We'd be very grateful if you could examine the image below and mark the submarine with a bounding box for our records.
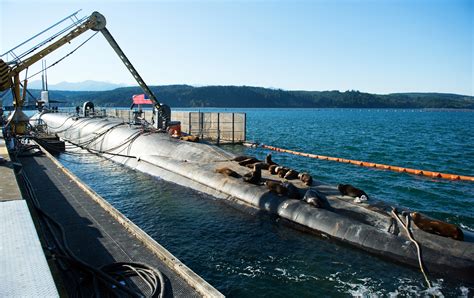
[30,110,474,284]
[7,8,470,294]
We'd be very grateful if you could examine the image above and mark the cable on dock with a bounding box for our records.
[13,142,166,297]
[257,144,474,182]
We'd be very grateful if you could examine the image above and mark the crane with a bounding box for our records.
[0,11,170,135]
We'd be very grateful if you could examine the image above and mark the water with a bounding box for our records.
[56,108,473,296]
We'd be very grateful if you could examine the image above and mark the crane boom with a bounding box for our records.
[0,11,168,134]
[100,28,158,106]
[0,12,105,92]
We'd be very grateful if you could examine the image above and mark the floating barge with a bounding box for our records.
[31,111,474,283]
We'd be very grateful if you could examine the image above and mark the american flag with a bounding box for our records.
[132,94,153,105]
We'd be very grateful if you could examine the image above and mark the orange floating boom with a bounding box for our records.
[261,144,474,182]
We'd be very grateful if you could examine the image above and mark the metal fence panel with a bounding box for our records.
[171,111,246,144]
[103,109,246,144]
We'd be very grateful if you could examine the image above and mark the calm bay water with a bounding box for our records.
[57,108,473,296]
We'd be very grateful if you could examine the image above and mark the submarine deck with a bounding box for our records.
[16,145,222,297]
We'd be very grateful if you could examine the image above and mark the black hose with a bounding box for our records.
[16,147,166,297]
[20,170,140,296]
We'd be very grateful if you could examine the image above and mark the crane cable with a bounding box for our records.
[26,32,99,81]
[19,81,42,104]
[6,31,98,105]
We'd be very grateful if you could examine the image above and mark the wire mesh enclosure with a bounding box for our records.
[171,111,246,144]
[103,109,246,144]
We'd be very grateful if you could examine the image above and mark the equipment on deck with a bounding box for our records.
[0,11,170,135]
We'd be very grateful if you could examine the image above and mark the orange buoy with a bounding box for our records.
[459,175,474,182]
[260,144,473,182]
[389,166,403,172]
[422,171,442,178]
[405,168,423,175]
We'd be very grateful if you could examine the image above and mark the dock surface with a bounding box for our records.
[0,135,22,202]
[16,146,221,296]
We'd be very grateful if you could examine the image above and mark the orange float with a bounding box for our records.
[260,144,473,182]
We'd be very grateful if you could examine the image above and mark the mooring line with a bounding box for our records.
[391,210,433,290]
[256,144,474,182]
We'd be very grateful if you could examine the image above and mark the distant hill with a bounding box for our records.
[27,80,127,91]
[1,85,473,109]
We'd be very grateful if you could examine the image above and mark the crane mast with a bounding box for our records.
[0,11,169,135]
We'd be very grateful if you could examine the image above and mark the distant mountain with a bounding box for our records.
[27,80,127,91]
[2,85,473,109]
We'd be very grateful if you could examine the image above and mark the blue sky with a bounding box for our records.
[1,0,472,95]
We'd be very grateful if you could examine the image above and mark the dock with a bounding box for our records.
[1,130,222,297]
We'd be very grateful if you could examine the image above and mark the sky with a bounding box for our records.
[1,0,472,95]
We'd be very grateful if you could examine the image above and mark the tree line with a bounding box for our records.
[3,85,473,109]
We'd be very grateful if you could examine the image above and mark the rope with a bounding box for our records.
[390,209,432,289]
[260,144,474,182]
[62,129,141,159]
[35,118,148,160]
